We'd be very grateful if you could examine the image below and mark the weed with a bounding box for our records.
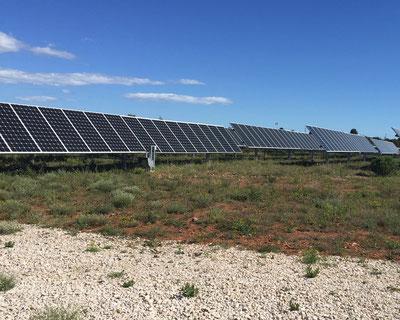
[0,200,30,219]
[166,202,187,214]
[100,225,122,236]
[257,244,280,253]
[107,271,124,279]
[0,221,22,235]
[180,283,199,298]
[90,179,116,193]
[85,244,101,253]
[0,273,15,291]
[302,248,319,264]
[111,190,135,208]
[76,214,107,229]
[387,286,400,293]
[49,204,74,216]
[136,212,159,224]
[230,187,263,202]
[29,306,81,320]
[370,268,382,276]
[289,299,300,311]
[121,280,134,288]
[89,204,114,215]
[305,266,320,278]
[119,216,139,228]
[143,238,161,248]
[4,241,14,248]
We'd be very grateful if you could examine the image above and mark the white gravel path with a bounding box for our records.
[0,225,399,320]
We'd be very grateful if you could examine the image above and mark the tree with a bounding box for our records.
[350,128,358,135]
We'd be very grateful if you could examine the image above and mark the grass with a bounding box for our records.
[85,244,101,253]
[29,306,81,320]
[289,299,300,311]
[0,157,400,259]
[0,221,22,235]
[121,279,134,288]
[305,266,320,278]
[4,241,14,248]
[107,271,124,279]
[302,248,320,264]
[0,273,16,292]
[180,283,199,298]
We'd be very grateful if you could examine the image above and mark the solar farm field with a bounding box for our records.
[0,156,399,260]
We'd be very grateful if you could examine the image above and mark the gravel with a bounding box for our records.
[0,225,399,320]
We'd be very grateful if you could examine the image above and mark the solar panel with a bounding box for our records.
[104,115,145,152]
[12,104,66,152]
[0,103,40,152]
[86,112,128,152]
[64,110,110,152]
[40,107,90,152]
[122,117,156,152]
[227,128,244,146]
[182,123,210,153]
[307,126,378,153]
[209,126,234,152]
[218,127,242,152]
[198,125,226,152]
[137,119,174,153]
[370,139,399,155]
[231,123,322,151]
[392,128,400,137]
[152,120,186,152]
[165,121,197,153]
[0,134,10,152]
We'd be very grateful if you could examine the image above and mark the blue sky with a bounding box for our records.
[0,0,399,138]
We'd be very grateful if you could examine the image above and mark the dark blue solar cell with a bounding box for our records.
[40,107,89,152]
[64,110,110,152]
[12,104,66,152]
[0,134,10,152]
[0,103,40,152]
[209,126,234,152]
[105,115,145,152]
[86,112,128,152]
[137,119,174,153]
[198,125,225,152]
[181,123,209,153]
[123,117,156,152]
[370,139,398,155]
[152,120,186,152]
[165,122,197,153]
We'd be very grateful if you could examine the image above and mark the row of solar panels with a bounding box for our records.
[0,103,240,154]
[230,123,399,155]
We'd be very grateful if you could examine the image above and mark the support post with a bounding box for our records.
[263,150,266,160]
[255,149,259,160]
[205,153,210,162]
[325,152,329,163]
[347,153,351,164]
[310,151,314,162]
[147,145,157,171]
[120,154,127,170]
[287,150,292,160]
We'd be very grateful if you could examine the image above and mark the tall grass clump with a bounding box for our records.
[76,214,107,229]
[0,221,22,235]
[90,179,116,193]
[0,200,30,219]
[111,190,135,208]
[0,273,16,292]
[29,306,81,320]
[371,157,399,176]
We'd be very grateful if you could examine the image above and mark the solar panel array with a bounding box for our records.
[0,103,240,154]
[307,126,378,154]
[392,128,400,137]
[231,123,322,151]
[370,139,399,155]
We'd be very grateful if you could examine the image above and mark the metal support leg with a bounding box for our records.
[310,151,314,162]
[255,149,259,160]
[147,146,157,171]
[288,150,292,160]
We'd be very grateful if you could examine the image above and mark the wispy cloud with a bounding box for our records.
[16,95,57,102]
[0,68,164,86]
[0,31,75,59]
[125,92,232,105]
[0,32,24,53]
[30,46,75,60]
[177,79,205,85]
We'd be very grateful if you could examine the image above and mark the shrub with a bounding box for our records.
[100,225,122,236]
[0,273,16,292]
[190,194,212,209]
[119,216,139,228]
[180,283,199,298]
[0,200,30,219]
[371,157,399,176]
[121,280,134,288]
[305,266,320,278]
[85,244,101,253]
[90,179,115,193]
[29,306,81,320]
[49,204,74,216]
[111,190,135,208]
[217,217,255,236]
[76,214,107,229]
[302,248,319,264]
[230,187,263,202]
[4,241,14,248]
[258,244,280,253]
[289,299,300,311]
[166,202,187,214]
[0,221,22,235]
[0,189,10,201]
[136,212,159,224]
[89,204,114,215]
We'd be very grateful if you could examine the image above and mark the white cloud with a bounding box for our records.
[0,31,75,59]
[61,89,70,94]
[30,46,75,60]
[178,79,205,85]
[0,32,24,53]
[0,68,164,86]
[125,92,232,105]
[16,95,57,102]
